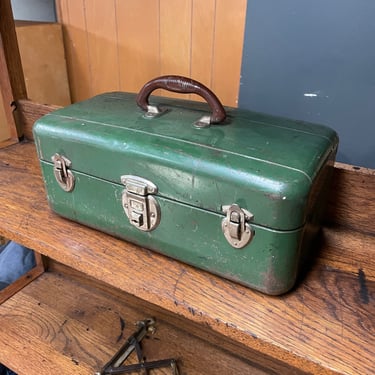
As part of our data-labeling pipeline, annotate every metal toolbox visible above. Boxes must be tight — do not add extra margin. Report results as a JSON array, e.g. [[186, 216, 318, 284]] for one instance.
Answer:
[[33, 76, 338, 295]]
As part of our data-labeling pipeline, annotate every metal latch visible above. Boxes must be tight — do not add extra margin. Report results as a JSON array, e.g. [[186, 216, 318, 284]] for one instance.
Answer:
[[222, 204, 254, 248], [52, 153, 75, 192], [121, 175, 160, 232]]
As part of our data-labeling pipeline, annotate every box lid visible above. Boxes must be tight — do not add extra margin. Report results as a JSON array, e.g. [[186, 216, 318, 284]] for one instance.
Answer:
[[33, 92, 338, 231]]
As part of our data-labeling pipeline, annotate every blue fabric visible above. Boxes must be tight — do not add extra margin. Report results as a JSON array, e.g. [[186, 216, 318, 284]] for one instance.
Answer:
[[0, 241, 35, 375], [0, 241, 36, 290], [0, 364, 17, 375]]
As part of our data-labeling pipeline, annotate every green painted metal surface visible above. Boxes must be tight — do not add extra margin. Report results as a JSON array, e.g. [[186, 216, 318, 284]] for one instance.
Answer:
[[33, 92, 338, 294]]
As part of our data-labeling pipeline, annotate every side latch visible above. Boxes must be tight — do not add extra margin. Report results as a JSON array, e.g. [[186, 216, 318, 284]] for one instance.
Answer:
[[52, 153, 75, 192], [222, 204, 254, 248], [121, 175, 160, 232]]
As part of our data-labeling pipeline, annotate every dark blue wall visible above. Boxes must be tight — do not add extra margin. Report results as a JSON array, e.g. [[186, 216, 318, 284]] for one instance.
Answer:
[[239, 1, 375, 168]]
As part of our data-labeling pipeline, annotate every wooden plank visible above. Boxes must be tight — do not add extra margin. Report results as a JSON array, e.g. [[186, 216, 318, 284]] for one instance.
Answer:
[[0, 0, 28, 139], [212, 0, 247, 106], [47, 261, 308, 375], [0, 141, 374, 374], [16, 100, 61, 141], [159, 0, 192, 99], [85, 0, 120, 96], [15, 21, 71, 107], [325, 162, 375, 233], [56, 0, 246, 107], [0, 275, 114, 374], [190, 0, 216, 102], [58, 0, 92, 102], [0, 0, 28, 101], [0, 89, 12, 144], [0, 266, 275, 375], [318, 227, 375, 281], [116, 0, 160, 94]]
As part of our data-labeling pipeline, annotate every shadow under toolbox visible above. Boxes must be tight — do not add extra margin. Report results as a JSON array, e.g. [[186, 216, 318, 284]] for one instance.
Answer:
[[33, 76, 338, 295]]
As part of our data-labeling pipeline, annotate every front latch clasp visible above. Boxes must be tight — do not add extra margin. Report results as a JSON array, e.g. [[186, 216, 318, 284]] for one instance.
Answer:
[[222, 204, 254, 248], [52, 153, 75, 192], [121, 175, 160, 232]]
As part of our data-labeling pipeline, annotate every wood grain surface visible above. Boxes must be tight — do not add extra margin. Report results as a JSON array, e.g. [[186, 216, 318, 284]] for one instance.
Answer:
[[0, 263, 285, 375], [0, 141, 374, 374], [325, 162, 375, 234], [55, 0, 247, 106], [0, 0, 27, 140]]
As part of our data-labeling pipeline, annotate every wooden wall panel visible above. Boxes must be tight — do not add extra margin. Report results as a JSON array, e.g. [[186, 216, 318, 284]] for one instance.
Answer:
[[212, 0, 247, 106], [57, 0, 91, 103], [85, 0, 120, 94], [159, 0, 192, 99], [56, 0, 247, 107], [116, 0, 160, 93], [191, 0, 215, 87]]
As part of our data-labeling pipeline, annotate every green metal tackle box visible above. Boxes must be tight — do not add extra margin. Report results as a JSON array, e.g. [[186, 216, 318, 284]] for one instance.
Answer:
[[33, 76, 338, 295]]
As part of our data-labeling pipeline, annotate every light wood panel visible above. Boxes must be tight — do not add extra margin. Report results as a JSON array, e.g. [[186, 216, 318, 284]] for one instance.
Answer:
[[15, 21, 71, 107], [56, 0, 247, 106], [191, 0, 215, 87], [85, 0, 120, 94], [159, 0, 192, 99], [212, 0, 247, 106], [0, 90, 12, 143], [116, 0, 160, 93], [58, 0, 91, 103]]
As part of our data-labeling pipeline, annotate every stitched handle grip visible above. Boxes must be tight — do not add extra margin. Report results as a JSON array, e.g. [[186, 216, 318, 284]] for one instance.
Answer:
[[136, 75, 226, 124]]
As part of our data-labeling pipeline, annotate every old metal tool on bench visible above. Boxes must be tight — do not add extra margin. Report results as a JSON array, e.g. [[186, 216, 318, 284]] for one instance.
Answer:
[[95, 318, 179, 375]]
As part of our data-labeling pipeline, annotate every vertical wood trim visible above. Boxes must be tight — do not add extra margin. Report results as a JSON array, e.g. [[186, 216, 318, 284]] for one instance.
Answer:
[[55, 0, 67, 23], [116, 0, 160, 94], [85, 0, 120, 95], [190, 0, 216, 103], [0, 34, 18, 141], [58, 0, 92, 102], [212, 0, 247, 106], [0, 0, 27, 140], [159, 0, 192, 99], [0, 89, 12, 142], [0, 1, 27, 101]]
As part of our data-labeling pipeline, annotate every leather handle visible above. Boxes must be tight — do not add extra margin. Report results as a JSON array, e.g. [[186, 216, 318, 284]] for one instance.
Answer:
[[136, 75, 226, 124]]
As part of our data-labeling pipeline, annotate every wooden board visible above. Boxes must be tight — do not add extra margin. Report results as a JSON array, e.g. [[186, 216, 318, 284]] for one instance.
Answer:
[[0, 0, 26, 141], [15, 21, 71, 107], [55, 0, 246, 106], [0, 140, 374, 374], [0, 89, 12, 143], [0, 263, 282, 375]]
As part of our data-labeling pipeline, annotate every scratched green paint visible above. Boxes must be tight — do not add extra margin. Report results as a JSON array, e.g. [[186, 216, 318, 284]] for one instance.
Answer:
[[34, 92, 338, 294]]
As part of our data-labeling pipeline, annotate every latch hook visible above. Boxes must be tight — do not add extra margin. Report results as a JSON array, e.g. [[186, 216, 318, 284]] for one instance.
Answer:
[[52, 153, 75, 192], [222, 204, 254, 248]]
